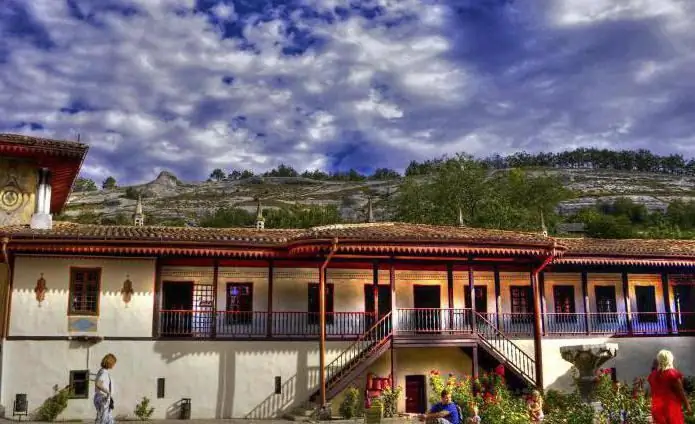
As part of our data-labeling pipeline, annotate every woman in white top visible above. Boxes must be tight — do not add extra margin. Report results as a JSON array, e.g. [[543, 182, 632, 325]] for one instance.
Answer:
[[94, 354, 117, 424]]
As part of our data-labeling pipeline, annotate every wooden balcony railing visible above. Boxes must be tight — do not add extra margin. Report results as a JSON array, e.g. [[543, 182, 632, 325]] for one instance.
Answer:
[[396, 308, 473, 334], [159, 310, 374, 338], [158, 310, 695, 338]]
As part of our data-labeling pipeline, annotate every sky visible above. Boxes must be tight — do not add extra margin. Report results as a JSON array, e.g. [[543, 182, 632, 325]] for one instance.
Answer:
[[1, 0, 694, 184]]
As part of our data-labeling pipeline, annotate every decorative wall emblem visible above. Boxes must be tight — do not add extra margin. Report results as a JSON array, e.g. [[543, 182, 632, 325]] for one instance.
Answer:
[[68, 316, 98, 333], [0, 159, 37, 226], [121, 275, 134, 306], [34, 273, 47, 306]]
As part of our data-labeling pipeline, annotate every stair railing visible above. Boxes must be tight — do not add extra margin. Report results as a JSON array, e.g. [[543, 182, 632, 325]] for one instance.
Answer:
[[324, 312, 393, 389], [474, 311, 536, 385]]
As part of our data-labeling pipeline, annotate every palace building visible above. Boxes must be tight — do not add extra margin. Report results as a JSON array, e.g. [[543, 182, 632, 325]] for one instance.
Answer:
[[0, 134, 693, 420]]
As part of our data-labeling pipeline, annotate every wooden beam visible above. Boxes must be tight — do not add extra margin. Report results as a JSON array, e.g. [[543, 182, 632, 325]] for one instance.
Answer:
[[447, 263, 454, 331], [390, 259, 397, 333], [661, 272, 673, 333], [151, 258, 162, 338], [581, 271, 590, 334], [468, 261, 476, 333], [373, 260, 379, 320], [319, 265, 327, 406], [539, 272, 546, 335], [622, 272, 633, 334], [531, 272, 544, 389], [211, 259, 219, 338], [267, 260, 274, 338], [494, 266, 502, 329], [472, 345, 479, 380]]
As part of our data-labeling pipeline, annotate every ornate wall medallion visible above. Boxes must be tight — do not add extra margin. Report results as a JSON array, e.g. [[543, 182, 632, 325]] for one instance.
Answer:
[[34, 273, 47, 306], [0, 159, 37, 226], [121, 276, 134, 306]]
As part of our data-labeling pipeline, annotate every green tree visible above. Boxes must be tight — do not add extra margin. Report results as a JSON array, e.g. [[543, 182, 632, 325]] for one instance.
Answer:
[[73, 177, 97, 192], [209, 168, 226, 181], [102, 176, 117, 190]]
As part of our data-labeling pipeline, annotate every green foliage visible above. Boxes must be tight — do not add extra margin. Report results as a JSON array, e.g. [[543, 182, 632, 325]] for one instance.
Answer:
[[199, 204, 342, 228], [391, 154, 571, 230], [134, 396, 155, 420], [35, 385, 71, 421], [124, 186, 140, 200], [209, 168, 226, 181], [263, 163, 299, 178], [379, 385, 402, 418], [102, 176, 117, 190], [339, 387, 361, 419], [73, 177, 97, 192], [592, 373, 651, 424], [543, 390, 595, 424], [101, 213, 131, 225]]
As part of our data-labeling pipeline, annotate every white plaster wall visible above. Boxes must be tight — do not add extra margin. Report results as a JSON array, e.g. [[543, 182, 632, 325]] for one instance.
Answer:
[[512, 337, 695, 392], [9, 256, 156, 337], [1, 340, 351, 420]]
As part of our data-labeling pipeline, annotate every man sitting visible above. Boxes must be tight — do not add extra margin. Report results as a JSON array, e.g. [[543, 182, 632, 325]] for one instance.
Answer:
[[418, 389, 460, 424]]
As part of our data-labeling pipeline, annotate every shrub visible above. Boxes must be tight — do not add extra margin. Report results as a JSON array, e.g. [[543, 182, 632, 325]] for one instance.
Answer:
[[339, 387, 360, 419], [593, 372, 650, 424], [35, 385, 71, 421], [134, 396, 155, 420], [380, 385, 402, 418]]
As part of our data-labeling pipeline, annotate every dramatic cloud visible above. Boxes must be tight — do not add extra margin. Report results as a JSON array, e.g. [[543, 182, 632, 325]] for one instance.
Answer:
[[1, 0, 694, 183]]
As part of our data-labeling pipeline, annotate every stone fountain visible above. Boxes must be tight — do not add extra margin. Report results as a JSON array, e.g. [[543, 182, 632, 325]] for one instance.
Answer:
[[560, 343, 619, 402]]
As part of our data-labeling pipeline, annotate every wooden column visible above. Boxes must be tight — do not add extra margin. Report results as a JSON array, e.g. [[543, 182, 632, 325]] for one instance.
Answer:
[[447, 263, 454, 331], [531, 272, 544, 389], [494, 266, 502, 329], [472, 345, 479, 380], [468, 262, 476, 333], [539, 272, 546, 336], [661, 272, 673, 333], [267, 260, 274, 338], [211, 259, 219, 338], [373, 260, 379, 320], [581, 271, 591, 334], [152, 258, 162, 338], [319, 264, 327, 406], [390, 259, 397, 332], [622, 272, 633, 334]]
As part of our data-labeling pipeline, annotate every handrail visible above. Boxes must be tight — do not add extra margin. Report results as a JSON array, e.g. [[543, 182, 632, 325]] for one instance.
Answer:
[[324, 312, 393, 388], [474, 311, 536, 384]]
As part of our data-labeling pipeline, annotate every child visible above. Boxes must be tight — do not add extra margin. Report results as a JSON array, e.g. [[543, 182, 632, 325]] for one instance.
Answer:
[[528, 390, 544, 423], [465, 403, 481, 424]]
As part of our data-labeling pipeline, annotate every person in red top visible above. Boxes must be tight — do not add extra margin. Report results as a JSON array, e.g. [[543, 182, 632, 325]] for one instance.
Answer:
[[648, 349, 692, 424]]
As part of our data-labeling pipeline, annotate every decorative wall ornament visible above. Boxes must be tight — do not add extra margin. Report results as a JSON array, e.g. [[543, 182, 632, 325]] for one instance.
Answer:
[[34, 273, 47, 306], [121, 275, 134, 306]]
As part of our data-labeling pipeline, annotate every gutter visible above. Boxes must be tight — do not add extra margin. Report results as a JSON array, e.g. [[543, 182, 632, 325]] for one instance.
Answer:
[[318, 238, 338, 409], [2, 237, 11, 339], [530, 242, 559, 390]]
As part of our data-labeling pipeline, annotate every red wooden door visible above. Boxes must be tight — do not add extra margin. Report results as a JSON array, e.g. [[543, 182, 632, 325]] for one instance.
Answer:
[[405, 375, 426, 413]]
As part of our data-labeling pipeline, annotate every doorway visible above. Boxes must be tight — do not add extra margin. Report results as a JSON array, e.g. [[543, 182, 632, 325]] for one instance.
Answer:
[[364, 285, 392, 329], [464, 286, 488, 313], [162, 281, 194, 335], [673, 284, 695, 331], [413, 285, 441, 332], [405, 375, 426, 414]]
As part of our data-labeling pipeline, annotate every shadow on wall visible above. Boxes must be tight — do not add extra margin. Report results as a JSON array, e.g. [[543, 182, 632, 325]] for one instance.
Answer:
[[152, 341, 321, 419]]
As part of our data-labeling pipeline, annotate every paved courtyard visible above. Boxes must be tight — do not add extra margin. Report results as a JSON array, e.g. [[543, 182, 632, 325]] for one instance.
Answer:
[[0, 418, 414, 424]]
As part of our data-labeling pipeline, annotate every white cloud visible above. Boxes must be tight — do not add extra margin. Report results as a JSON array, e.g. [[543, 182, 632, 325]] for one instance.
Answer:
[[0, 0, 694, 183]]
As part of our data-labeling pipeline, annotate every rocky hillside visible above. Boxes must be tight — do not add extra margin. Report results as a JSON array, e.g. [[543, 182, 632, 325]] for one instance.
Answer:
[[62, 167, 695, 226]]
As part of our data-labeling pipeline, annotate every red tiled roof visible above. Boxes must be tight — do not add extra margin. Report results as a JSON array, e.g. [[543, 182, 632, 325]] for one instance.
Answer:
[[558, 237, 695, 258], [0, 134, 89, 214]]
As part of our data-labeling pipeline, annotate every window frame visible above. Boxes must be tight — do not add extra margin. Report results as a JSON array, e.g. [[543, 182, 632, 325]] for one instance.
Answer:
[[308, 283, 335, 325], [68, 267, 102, 316], [225, 282, 254, 325], [69, 370, 90, 399]]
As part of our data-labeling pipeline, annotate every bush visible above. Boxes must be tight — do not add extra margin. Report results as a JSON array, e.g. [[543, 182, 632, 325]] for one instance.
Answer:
[[339, 387, 360, 419], [380, 385, 402, 418], [134, 396, 155, 420], [35, 385, 71, 421]]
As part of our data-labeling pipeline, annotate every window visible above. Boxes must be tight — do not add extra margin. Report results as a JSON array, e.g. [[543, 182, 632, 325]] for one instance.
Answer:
[[308, 283, 334, 325], [553, 285, 577, 323], [226, 283, 253, 324], [157, 378, 166, 399], [594, 286, 617, 324], [634, 286, 657, 323], [510, 286, 532, 323], [69, 268, 101, 315], [464, 286, 488, 313], [69, 370, 89, 398]]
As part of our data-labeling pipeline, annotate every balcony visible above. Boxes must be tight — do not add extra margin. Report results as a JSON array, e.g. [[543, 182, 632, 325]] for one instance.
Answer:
[[157, 309, 695, 339]]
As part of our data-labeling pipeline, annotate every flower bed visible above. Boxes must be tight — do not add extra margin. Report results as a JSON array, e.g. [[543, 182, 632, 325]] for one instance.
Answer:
[[427, 368, 658, 424]]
